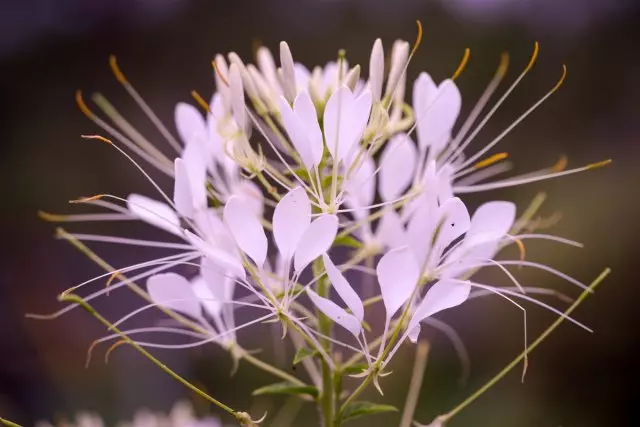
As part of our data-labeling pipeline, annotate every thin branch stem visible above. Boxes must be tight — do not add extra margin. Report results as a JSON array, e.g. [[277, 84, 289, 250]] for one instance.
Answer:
[[399, 340, 430, 427]]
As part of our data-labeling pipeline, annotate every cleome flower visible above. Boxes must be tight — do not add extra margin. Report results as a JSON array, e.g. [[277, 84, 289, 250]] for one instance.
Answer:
[[34, 23, 610, 427]]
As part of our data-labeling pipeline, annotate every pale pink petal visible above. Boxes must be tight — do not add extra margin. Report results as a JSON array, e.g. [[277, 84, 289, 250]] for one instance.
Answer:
[[174, 158, 194, 218], [182, 142, 208, 212], [323, 87, 356, 162], [377, 246, 420, 319], [293, 91, 323, 165], [192, 276, 222, 318], [279, 95, 316, 170], [379, 133, 418, 202], [342, 90, 373, 164], [234, 180, 264, 217], [376, 208, 407, 249], [223, 196, 268, 267], [344, 153, 375, 217], [273, 187, 311, 260], [413, 72, 438, 152], [184, 230, 246, 280], [468, 201, 516, 241], [369, 38, 384, 102], [435, 197, 471, 249], [307, 289, 361, 337], [147, 273, 200, 318], [323, 254, 364, 321], [127, 194, 181, 236], [293, 214, 338, 273], [175, 102, 206, 146], [408, 279, 470, 331]]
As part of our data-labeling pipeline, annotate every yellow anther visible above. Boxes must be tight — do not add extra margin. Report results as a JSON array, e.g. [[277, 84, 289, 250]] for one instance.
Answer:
[[472, 152, 508, 169], [524, 42, 540, 74], [69, 194, 105, 203], [587, 159, 612, 170], [81, 134, 113, 144], [37, 211, 66, 222], [452, 48, 471, 81], [410, 20, 423, 58], [212, 60, 229, 87], [75, 90, 96, 119], [109, 55, 128, 85], [191, 90, 211, 113]]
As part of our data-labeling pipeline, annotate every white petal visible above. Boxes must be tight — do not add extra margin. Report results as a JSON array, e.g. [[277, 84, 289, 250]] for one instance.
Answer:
[[229, 63, 247, 131], [294, 63, 311, 92], [174, 158, 194, 218], [377, 246, 420, 319], [414, 76, 461, 156], [279, 94, 317, 170], [293, 214, 338, 273], [147, 273, 200, 318], [379, 133, 418, 202], [192, 275, 222, 318], [468, 201, 516, 241], [280, 42, 297, 103], [307, 289, 361, 337], [293, 91, 323, 165], [223, 196, 268, 267], [182, 142, 208, 211], [273, 187, 311, 260], [369, 38, 384, 102], [343, 90, 373, 164], [234, 180, 264, 218], [127, 194, 181, 235], [344, 153, 376, 215], [376, 208, 407, 249], [408, 279, 470, 330], [324, 87, 372, 164], [175, 102, 206, 146], [407, 324, 421, 344], [323, 254, 364, 321], [434, 197, 471, 249], [184, 230, 246, 280], [413, 72, 438, 152]]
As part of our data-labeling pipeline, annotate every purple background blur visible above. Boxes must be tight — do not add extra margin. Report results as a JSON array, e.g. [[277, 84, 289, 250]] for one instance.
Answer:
[[1, 0, 639, 425]]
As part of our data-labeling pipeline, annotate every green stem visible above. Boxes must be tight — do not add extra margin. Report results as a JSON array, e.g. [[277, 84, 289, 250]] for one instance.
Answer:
[[60, 293, 240, 420], [399, 341, 430, 427], [314, 259, 334, 427], [0, 418, 22, 427], [436, 268, 610, 424]]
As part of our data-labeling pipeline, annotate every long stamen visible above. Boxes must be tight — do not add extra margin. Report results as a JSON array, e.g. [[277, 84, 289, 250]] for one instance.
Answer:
[[457, 63, 568, 171], [454, 159, 611, 193], [38, 211, 132, 222], [75, 91, 174, 175], [443, 53, 510, 164], [449, 43, 540, 167], [451, 48, 471, 81], [81, 135, 200, 232], [109, 55, 182, 152], [59, 233, 193, 250]]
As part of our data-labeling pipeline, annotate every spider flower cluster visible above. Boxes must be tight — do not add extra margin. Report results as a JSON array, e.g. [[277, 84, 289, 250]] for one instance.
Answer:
[[37, 27, 609, 426]]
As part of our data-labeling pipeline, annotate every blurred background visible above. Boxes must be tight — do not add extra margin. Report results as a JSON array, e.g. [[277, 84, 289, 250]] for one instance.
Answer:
[[1, 0, 638, 426]]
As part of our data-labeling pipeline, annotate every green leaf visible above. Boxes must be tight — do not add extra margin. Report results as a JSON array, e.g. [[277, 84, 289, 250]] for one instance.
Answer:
[[333, 234, 364, 249], [252, 381, 319, 399], [341, 363, 369, 376], [341, 401, 398, 423], [293, 347, 318, 365]]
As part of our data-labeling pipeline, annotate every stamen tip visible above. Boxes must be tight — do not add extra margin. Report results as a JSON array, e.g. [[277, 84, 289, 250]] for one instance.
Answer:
[[81, 134, 113, 144], [70, 194, 105, 204], [108, 55, 128, 85], [587, 159, 612, 170]]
